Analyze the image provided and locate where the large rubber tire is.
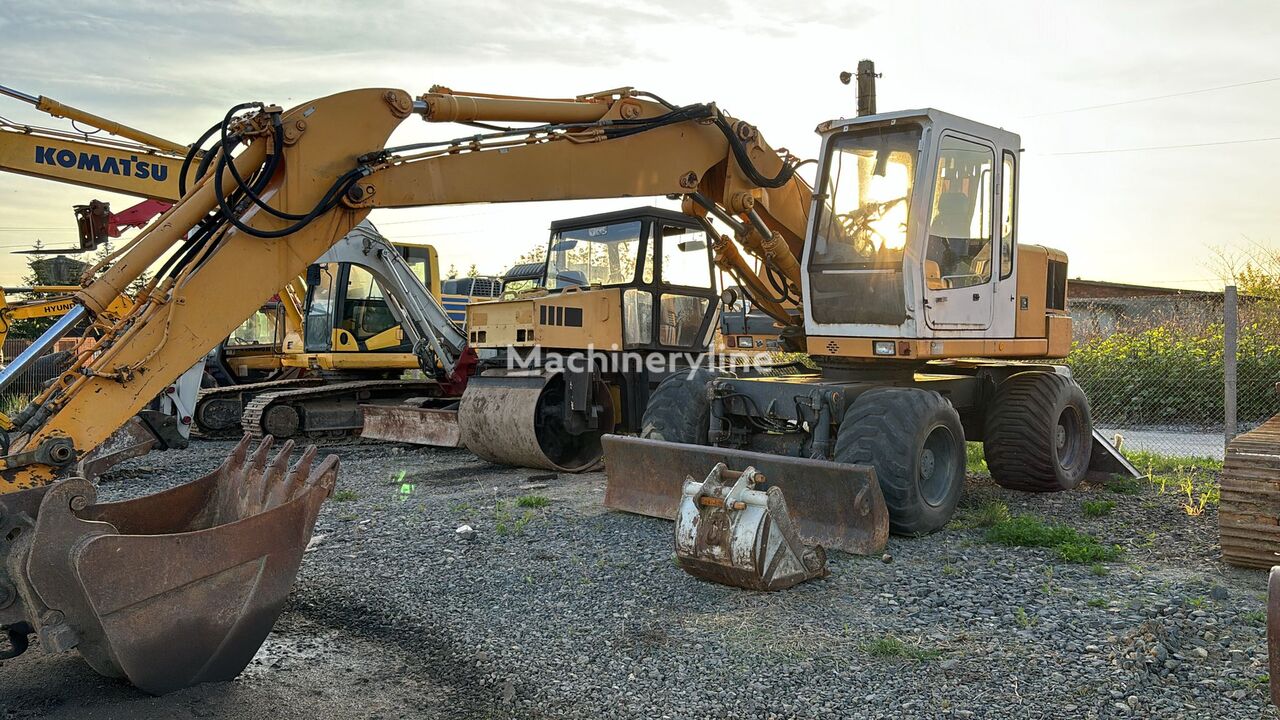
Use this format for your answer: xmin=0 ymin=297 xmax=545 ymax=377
xmin=835 ymin=388 xmax=966 ymax=536
xmin=983 ymin=371 xmax=1093 ymax=492
xmin=639 ymin=368 xmax=727 ymax=444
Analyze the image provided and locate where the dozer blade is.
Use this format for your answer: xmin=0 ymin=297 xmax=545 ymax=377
xmin=602 ymin=436 xmax=888 ymax=555
xmin=6 ymin=435 xmax=336 ymax=695
xmin=359 ymin=399 xmax=462 ymax=447
xmin=675 ymin=463 xmax=828 ymax=591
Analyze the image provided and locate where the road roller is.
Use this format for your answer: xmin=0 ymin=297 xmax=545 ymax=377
xmin=456 ymin=206 xmax=726 ymax=471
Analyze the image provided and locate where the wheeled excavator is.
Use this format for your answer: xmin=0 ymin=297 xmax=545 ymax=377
xmin=0 ymin=75 xmax=1130 ymax=691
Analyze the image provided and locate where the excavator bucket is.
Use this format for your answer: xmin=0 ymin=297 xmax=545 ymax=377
xmin=675 ymin=463 xmax=829 ymax=591
xmin=602 ymin=436 xmax=888 ymax=556
xmin=1 ymin=435 xmax=336 ymax=695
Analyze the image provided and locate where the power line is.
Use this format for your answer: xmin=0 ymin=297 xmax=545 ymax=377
xmin=1043 ymin=135 xmax=1280 ymax=156
xmin=1025 ymin=75 xmax=1280 ymax=117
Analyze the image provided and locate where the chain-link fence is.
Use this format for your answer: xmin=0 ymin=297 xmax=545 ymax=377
xmin=0 ymin=349 xmax=75 ymax=412
xmin=1066 ymin=287 xmax=1280 ymax=460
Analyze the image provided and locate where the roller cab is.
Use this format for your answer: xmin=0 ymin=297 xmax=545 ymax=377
xmin=458 ymin=207 xmax=722 ymax=471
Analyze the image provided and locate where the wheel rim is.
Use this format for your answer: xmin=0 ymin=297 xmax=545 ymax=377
xmin=1055 ymin=405 xmax=1086 ymax=473
xmin=919 ymin=424 xmax=958 ymax=507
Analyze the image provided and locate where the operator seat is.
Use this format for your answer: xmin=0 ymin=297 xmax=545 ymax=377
xmin=927 ymin=192 xmax=972 ymax=275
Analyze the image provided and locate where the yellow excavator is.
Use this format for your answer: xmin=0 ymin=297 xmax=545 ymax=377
xmin=0 ymin=74 xmax=1130 ymax=691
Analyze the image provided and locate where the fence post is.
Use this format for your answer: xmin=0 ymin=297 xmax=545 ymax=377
xmin=1224 ymin=285 xmax=1238 ymax=449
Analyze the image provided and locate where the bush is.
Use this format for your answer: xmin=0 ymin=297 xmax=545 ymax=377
xmin=1066 ymin=318 xmax=1280 ymax=427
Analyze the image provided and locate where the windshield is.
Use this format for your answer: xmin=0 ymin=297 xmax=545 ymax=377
xmin=546 ymin=220 xmax=642 ymax=289
xmin=810 ymin=124 xmax=920 ymax=269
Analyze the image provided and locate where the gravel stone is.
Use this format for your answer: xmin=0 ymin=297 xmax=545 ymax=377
xmin=2 ymin=438 xmax=1271 ymax=719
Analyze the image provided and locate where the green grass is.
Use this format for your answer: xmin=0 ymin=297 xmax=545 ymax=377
xmin=1243 ymin=609 xmax=1267 ymax=625
xmin=984 ymin=515 xmax=1122 ymax=563
xmin=1107 ymin=476 xmax=1144 ymax=495
xmin=1013 ymin=606 xmax=1032 ymax=628
xmin=0 ymin=393 xmax=30 ymax=418
xmin=1124 ymin=449 xmax=1222 ymax=474
xmin=1087 ymin=598 xmax=1107 ymax=608
xmin=494 ymin=499 xmax=538 ymax=536
xmin=965 ymin=442 xmax=988 ymax=475
xmin=1082 ymin=499 xmax=1116 ymax=517
xmin=861 ymin=635 xmax=941 ymax=661
xmin=332 ymin=489 xmax=358 ymax=502
xmin=515 ymin=494 xmax=550 ymax=509
xmin=951 ymin=500 xmax=1009 ymax=530
xmin=1089 ymin=562 xmax=1109 ymax=576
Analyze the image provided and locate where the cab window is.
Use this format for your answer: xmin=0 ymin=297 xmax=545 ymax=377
xmin=1000 ymin=151 xmax=1016 ymax=279
xmin=546 ymin=220 xmax=642 ymax=289
xmin=925 ymin=135 xmax=995 ymax=290
xmin=660 ymin=225 xmax=711 ymax=288
xmin=343 ymin=266 xmax=398 ymax=341
xmin=304 ymin=264 xmax=337 ymax=351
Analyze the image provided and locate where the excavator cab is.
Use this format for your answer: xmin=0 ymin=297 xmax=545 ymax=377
xmin=803 ymin=109 xmax=1070 ymax=358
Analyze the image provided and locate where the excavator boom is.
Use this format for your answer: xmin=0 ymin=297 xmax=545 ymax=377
xmin=0 ymin=84 xmax=830 ymax=692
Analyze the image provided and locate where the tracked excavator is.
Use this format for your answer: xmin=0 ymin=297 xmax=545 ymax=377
xmin=0 ymin=73 xmax=1133 ymax=689
xmin=194 ymin=220 xmax=471 ymax=439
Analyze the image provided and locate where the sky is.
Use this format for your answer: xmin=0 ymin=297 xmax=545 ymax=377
xmin=0 ymin=0 xmax=1276 ymax=290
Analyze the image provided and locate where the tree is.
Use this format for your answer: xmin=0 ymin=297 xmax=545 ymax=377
xmin=467 ymin=264 xmax=479 ymax=278
xmin=447 ymin=263 xmax=458 ymax=280
xmin=9 ymin=243 xmax=90 ymax=339
xmin=515 ymin=244 xmax=546 ymax=265
xmin=1213 ymin=239 xmax=1280 ymax=300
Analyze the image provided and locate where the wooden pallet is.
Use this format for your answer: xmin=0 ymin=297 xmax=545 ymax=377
xmin=1221 ymin=414 xmax=1280 ymax=569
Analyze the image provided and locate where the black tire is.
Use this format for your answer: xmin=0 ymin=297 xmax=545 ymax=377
xmin=639 ymin=368 xmax=727 ymax=444
xmin=835 ymin=387 xmax=966 ymax=536
xmin=983 ymin=371 xmax=1092 ymax=492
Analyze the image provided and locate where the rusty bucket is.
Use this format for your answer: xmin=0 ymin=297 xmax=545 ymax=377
xmin=1 ymin=435 xmax=336 ymax=695
xmin=675 ymin=463 xmax=829 ymax=591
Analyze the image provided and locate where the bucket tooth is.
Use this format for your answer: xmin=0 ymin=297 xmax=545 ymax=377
xmin=8 ymin=434 xmax=337 ymax=695
xmin=675 ymin=464 xmax=828 ymax=591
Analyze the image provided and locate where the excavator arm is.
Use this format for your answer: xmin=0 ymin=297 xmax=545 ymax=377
xmin=0 ymin=85 xmax=188 ymax=202
xmin=0 ymin=85 xmax=815 ymax=694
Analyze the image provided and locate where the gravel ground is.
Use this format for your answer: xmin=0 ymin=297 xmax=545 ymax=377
xmin=2 ymin=438 xmax=1274 ymax=719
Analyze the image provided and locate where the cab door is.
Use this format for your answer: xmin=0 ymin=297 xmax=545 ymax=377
xmin=922 ymin=132 xmax=998 ymax=331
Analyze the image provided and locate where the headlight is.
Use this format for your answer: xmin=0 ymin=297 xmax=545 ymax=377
xmin=873 ymin=341 xmax=896 ymax=356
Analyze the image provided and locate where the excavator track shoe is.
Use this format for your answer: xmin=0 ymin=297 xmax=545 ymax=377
xmin=9 ymin=434 xmax=337 ymax=695
xmin=675 ymin=463 xmax=828 ymax=591
xmin=602 ymin=436 xmax=888 ymax=555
